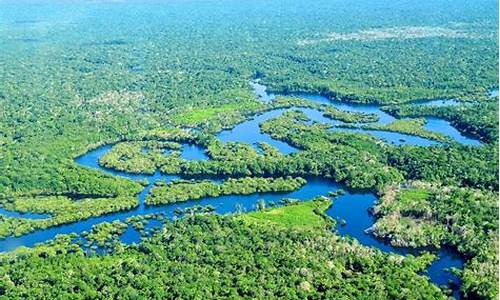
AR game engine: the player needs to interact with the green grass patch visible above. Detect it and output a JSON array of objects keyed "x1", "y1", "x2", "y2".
[
  {"x1": 241, "y1": 199, "x2": 332, "y2": 230},
  {"x1": 173, "y1": 101, "x2": 263, "y2": 125},
  {"x1": 398, "y1": 188, "x2": 432, "y2": 205}
]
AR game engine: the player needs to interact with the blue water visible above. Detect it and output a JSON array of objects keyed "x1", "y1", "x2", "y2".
[
  {"x1": 217, "y1": 108, "x2": 299, "y2": 154},
  {"x1": 120, "y1": 225, "x2": 142, "y2": 245},
  {"x1": 0, "y1": 143, "x2": 465, "y2": 298},
  {"x1": 0, "y1": 173, "x2": 341, "y2": 253},
  {"x1": 215, "y1": 106, "x2": 442, "y2": 154},
  {"x1": 180, "y1": 144, "x2": 209, "y2": 160},
  {"x1": 328, "y1": 194, "x2": 463, "y2": 299},
  {"x1": 143, "y1": 219, "x2": 164, "y2": 232},
  {"x1": 251, "y1": 80, "x2": 275, "y2": 103},
  {"x1": 0, "y1": 3, "x2": 492, "y2": 299},
  {"x1": 75, "y1": 145, "x2": 179, "y2": 183},
  {"x1": 425, "y1": 117, "x2": 481, "y2": 146},
  {"x1": 216, "y1": 100, "x2": 473, "y2": 153},
  {"x1": 292, "y1": 92, "x2": 395, "y2": 125},
  {"x1": 489, "y1": 88, "x2": 499, "y2": 98},
  {"x1": 0, "y1": 83, "x2": 478, "y2": 298},
  {"x1": 328, "y1": 193, "x2": 409, "y2": 254},
  {"x1": 274, "y1": 88, "x2": 483, "y2": 146},
  {"x1": 218, "y1": 82, "x2": 465, "y2": 153}
]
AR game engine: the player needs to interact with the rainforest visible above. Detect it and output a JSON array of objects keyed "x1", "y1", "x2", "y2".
[{"x1": 0, "y1": 0, "x2": 498, "y2": 299}]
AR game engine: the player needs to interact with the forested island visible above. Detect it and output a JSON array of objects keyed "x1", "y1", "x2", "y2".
[{"x1": 0, "y1": 0, "x2": 498, "y2": 299}]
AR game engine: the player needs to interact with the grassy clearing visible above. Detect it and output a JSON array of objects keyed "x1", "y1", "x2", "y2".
[
  {"x1": 173, "y1": 101, "x2": 263, "y2": 125},
  {"x1": 399, "y1": 188, "x2": 432, "y2": 204},
  {"x1": 240, "y1": 199, "x2": 332, "y2": 230}
]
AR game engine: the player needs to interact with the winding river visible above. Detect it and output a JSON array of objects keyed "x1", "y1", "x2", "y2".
[{"x1": 1, "y1": 84, "x2": 494, "y2": 299}]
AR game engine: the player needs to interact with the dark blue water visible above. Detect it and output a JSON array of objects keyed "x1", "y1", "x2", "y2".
[
  {"x1": 286, "y1": 92, "x2": 481, "y2": 146},
  {"x1": 143, "y1": 219, "x2": 164, "y2": 232},
  {"x1": 0, "y1": 141, "x2": 465, "y2": 298},
  {"x1": 217, "y1": 108, "x2": 298, "y2": 154},
  {"x1": 0, "y1": 174, "x2": 340, "y2": 253},
  {"x1": 0, "y1": 84, "x2": 477, "y2": 298},
  {"x1": 292, "y1": 92, "x2": 395, "y2": 125},
  {"x1": 327, "y1": 194, "x2": 463, "y2": 299},
  {"x1": 75, "y1": 145, "x2": 179, "y2": 183},
  {"x1": 120, "y1": 225, "x2": 142, "y2": 245},
  {"x1": 215, "y1": 106, "x2": 442, "y2": 152},
  {"x1": 328, "y1": 193, "x2": 405, "y2": 253},
  {"x1": 205, "y1": 82, "x2": 482, "y2": 157}
]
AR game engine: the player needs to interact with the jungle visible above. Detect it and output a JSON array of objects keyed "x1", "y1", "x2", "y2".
[{"x1": 0, "y1": 0, "x2": 498, "y2": 299}]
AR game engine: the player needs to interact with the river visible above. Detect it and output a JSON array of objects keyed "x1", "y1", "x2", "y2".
[{"x1": 1, "y1": 83, "x2": 493, "y2": 299}]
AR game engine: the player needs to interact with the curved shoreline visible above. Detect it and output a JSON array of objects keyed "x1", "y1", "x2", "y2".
[
  {"x1": 0, "y1": 85, "x2": 486, "y2": 298},
  {"x1": 0, "y1": 140, "x2": 465, "y2": 298}
]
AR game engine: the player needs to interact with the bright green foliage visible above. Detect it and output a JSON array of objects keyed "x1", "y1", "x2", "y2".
[
  {"x1": 0, "y1": 0, "x2": 497, "y2": 299},
  {"x1": 357, "y1": 118, "x2": 452, "y2": 142},
  {"x1": 0, "y1": 214, "x2": 447, "y2": 299},
  {"x1": 82, "y1": 220, "x2": 128, "y2": 248},
  {"x1": 174, "y1": 100, "x2": 264, "y2": 126},
  {"x1": 371, "y1": 183, "x2": 499, "y2": 299},
  {"x1": 0, "y1": 0, "x2": 497, "y2": 197},
  {"x1": 100, "y1": 141, "x2": 186, "y2": 174},
  {"x1": 461, "y1": 235, "x2": 499, "y2": 300},
  {"x1": 322, "y1": 106, "x2": 379, "y2": 123},
  {"x1": 387, "y1": 145, "x2": 498, "y2": 190},
  {"x1": 241, "y1": 198, "x2": 333, "y2": 229},
  {"x1": 272, "y1": 96, "x2": 380, "y2": 123},
  {"x1": 383, "y1": 100, "x2": 499, "y2": 143},
  {"x1": 258, "y1": 110, "x2": 404, "y2": 189},
  {"x1": 0, "y1": 196, "x2": 138, "y2": 239},
  {"x1": 146, "y1": 177, "x2": 307, "y2": 205}
]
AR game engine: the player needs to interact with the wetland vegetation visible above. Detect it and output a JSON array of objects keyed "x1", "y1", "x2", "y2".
[{"x1": 0, "y1": 0, "x2": 498, "y2": 299}]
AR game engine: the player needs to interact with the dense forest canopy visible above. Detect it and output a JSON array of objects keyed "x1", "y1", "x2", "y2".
[
  {"x1": 0, "y1": 0, "x2": 498, "y2": 299},
  {"x1": 0, "y1": 0, "x2": 498, "y2": 194}
]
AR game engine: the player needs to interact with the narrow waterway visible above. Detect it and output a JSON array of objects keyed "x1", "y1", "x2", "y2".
[
  {"x1": 0, "y1": 143, "x2": 464, "y2": 299},
  {"x1": 0, "y1": 83, "x2": 489, "y2": 299},
  {"x1": 284, "y1": 90, "x2": 482, "y2": 146}
]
